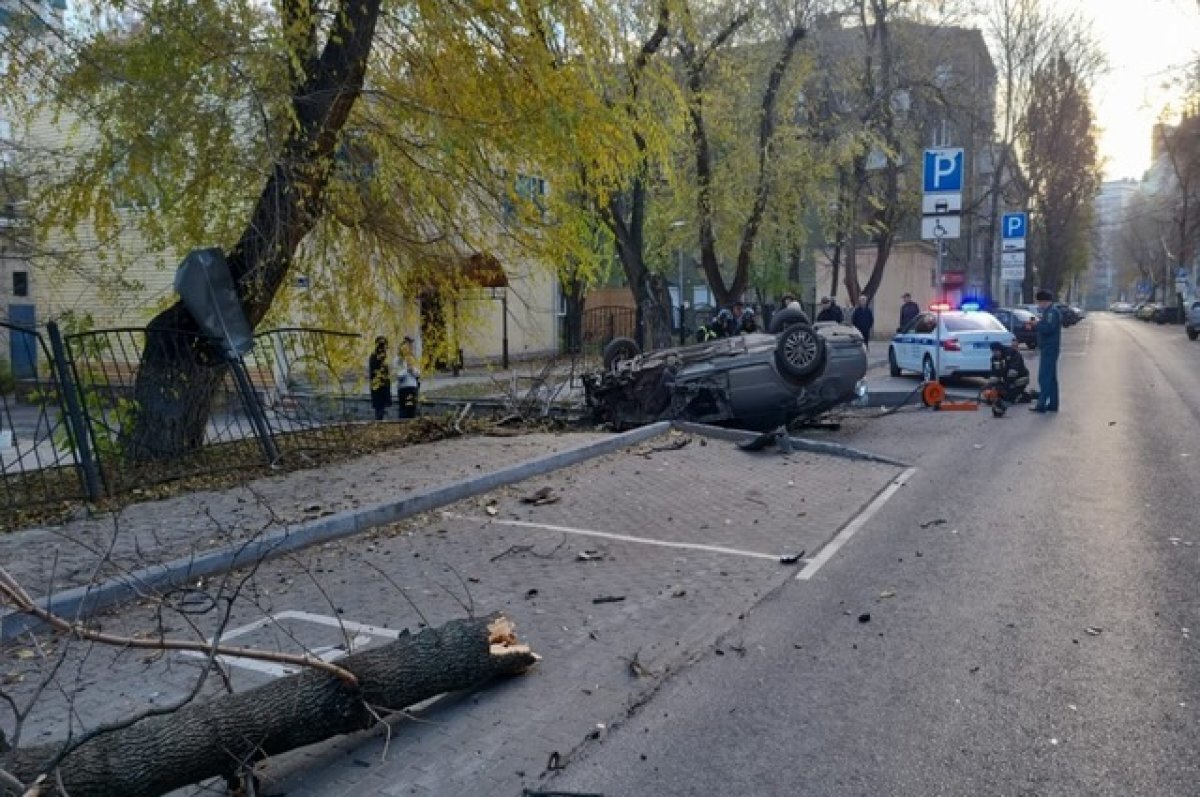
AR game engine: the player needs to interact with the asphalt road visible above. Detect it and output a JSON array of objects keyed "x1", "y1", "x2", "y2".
[{"x1": 548, "y1": 312, "x2": 1200, "y2": 796}]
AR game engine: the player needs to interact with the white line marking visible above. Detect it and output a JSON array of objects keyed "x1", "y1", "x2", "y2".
[
  {"x1": 796, "y1": 468, "x2": 918, "y2": 581},
  {"x1": 178, "y1": 609, "x2": 402, "y2": 677},
  {"x1": 443, "y1": 513, "x2": 782, "y2": 561}
]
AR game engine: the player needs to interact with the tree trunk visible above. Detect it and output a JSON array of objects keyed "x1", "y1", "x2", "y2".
[
  {"x1": 123, "y1": 0, "x2": 383, "y2": 461},
  {"x1": 4, "y1": 615, "x2": 536, "y2": 797}
]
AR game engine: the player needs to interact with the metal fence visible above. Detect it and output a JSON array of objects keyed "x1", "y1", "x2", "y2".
[
  {"x1": 0, "y1": 322, "x2": 92, "y2": 511},
  {"x1": 0, "y1": 322, "x2": 361, "y2": 515}
]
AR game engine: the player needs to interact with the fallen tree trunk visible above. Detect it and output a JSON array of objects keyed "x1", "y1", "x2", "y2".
[{"x1": 4, "y1": 614, "x2": 537, "y2": 797}]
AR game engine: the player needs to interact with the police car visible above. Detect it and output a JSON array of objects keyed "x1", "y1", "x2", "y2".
[{"x1": 888, "y1": 303, "x2": 1014, "y2": 381}]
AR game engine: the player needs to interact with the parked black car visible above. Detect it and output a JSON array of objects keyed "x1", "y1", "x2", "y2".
[
  {"x1": 1152, "y1": 304, "x2": 1183, "y2": 324},
  {"x1": 1055, "y1": 304, "x2": 1081, "y2": 327},
  {"x1": 991, "y1": 307, "x2": 1039, "y2": 349}
]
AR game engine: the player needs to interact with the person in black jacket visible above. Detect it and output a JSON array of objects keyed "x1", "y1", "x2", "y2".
[
  {"x1": 850, "y1": 295, "x2": 874, "y2": 348},
  {"x1": 368, "y1": 336, "x2": 392, "y2": 421},
  {"x1": 899, "y1": 292, "x2": 921, "y2": 330},
  {"x1": 816, "y1": 297, "x2": 844, "y2": 323},
  {"x1": 987, "y1": 341, "x2": 1030, "y2": 416}
]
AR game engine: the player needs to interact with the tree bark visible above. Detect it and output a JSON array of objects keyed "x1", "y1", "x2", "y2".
[
  {"x1": 124, "y1": 0, "x2": 383, "y2": 461},
  {"x1": 4, "y1": 615, "x2": 537, "y2": 797}
]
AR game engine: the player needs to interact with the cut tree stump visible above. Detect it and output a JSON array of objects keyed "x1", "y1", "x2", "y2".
[{"x1": 3, "y1": 614, "x2": 537, "y2": 797}]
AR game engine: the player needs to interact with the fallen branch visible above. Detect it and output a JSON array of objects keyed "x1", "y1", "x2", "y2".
[
  {"x1": 4, "y1": 615, "x2": 538, "y2": 797},
  {"x1": 0, "y1": 566, "x2": 358, "y2": 687}
]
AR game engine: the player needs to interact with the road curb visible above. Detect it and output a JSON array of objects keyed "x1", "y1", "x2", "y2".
[{"x1": 1, "y1": 422, "x2": 671, "y2": 643}]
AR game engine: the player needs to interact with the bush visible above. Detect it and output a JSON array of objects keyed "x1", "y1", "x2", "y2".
[{"x1": 0, "y1": 358, "x2": 16, "y2": 395}]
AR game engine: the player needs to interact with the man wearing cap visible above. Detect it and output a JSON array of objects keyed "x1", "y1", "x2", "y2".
[{"x1": 1031, "y1": 289, "x2": 1062, "y2": 413}]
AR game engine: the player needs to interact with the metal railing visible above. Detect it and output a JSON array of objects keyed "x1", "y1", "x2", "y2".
[{"x1": 0, "y1": 323, "x2": 361, "y2": 517}]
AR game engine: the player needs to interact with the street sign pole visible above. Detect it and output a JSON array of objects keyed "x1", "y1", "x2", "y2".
[{"x1": 936, "y1": 226, "x2": 944, "y2": 301}]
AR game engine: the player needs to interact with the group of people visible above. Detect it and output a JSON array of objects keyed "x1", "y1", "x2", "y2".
[
  {"x1": 816, "y1": 295, "x2": 876, "y2": 349},
  {"x1": 368, "y1": 335, "x2": 422, "y2": 421},
  {"x1": 697, "y1": 301, "x2": 759, "y2": 340}
]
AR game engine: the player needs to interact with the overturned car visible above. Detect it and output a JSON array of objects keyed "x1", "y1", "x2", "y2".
[{"x1": 581, "y1": 307, "x2": 868, "y2": 431}]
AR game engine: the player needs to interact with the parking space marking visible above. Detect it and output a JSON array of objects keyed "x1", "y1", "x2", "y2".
[
  {"x1": 178, "y1": 609, "x2": 401, "y2": 678},
  {"x1": 444, "y1": 513, "x2": 784, "y2": 561},
  {"x1": 796, "y1": 468, "x2": 918, "y2": 581}
]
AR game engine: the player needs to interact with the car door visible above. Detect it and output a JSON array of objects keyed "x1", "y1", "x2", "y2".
[
  {"x1": 891, "y1": 316, "x2": 916, "y2": 369},
  {"x1": 905, "y1": 313, "x2": 938, "y2": 370}
]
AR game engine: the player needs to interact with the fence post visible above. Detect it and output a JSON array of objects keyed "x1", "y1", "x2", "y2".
[
  {"x1": 46, "y1": 322, "x2": 104, "y2": 502},
  {"x1": 228, "y1": 355, "x2": 281, "y2": 465}
]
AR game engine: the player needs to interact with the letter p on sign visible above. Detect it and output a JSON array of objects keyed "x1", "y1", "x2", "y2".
[
  {"x1": 1002, "y1": 212, "x2": 1027, "y2": 240},
  {"x1": 923, "y1": 148, "x2": 963, "y2": 193}
]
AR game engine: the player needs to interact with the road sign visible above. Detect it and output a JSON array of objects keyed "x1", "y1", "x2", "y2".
[
  {"x1": 1000, "y1": 251, "x2": 1026, "y2": 267},
  {"x1": 1001, "y1": 240, "x2": 1026, "y2": 253},
  {"x1": 1002, "y1": 212, "x2": 1027, "y2": 241},
  {"x1": 1001, "y1": 266, "x2": 1025, "y2": 281},
  {"x1": 922, "y1": 194, "x2": 963, "y2": 215},
  {"x1": 921, "y1": 215, "x2": 961, "y2": 240},
  {"x1": 923, "y1": 148, "x2": 964, "y2": 193}
]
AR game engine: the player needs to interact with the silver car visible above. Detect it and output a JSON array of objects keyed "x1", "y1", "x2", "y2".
[{"x1": 582, "y1": 307, "x2": 868, "y2": 431}]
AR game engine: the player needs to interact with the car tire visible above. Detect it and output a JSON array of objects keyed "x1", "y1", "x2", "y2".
[
  {"x1": 1188, "y1": 328, "x2": 1199, "y2": 341},
  {"x1": 602, "y1": 337, "x2": 640, "y2": 373},
  {"x1": 921, "y1": 355, "x2": 937, "y2": 383},
  {"x1": 775, "y1": 323, "x2": 825, "y2": 381},
  {"x1": 888, "y1": 347, "x2": 901, "y2": 377}
]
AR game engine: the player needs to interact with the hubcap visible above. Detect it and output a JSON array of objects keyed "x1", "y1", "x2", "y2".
[{"x1": 784, "y1": 330, "x2": 819, "y2": 368}]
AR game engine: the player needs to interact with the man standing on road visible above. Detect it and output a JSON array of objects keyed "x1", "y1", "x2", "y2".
[
  {"x1": 851, "y1": 295, "x2": 874, "y2": 349},
  {"x1": 899, "y1": 292, "x2": 920, "y2": 330},
  {"x1": 1031, "y1": 289, "x2": 1062, "y2": 413}
]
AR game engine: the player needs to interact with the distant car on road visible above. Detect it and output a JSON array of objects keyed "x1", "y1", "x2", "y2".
[
  {"x1": 1186, "y1": 300, "x2": 1200, "y2": 340},
  {"x1": 1109, "y1": 301, "x2": 1135, "y2": 314},
  {"x1": 1136, "y1": 302, "x2": 1160, "y2": 321},
  {"x1": 583, "y1": 306, "x2": 868, "y2": 432},
  {"x1": 991, "y1": 307, "x2": 1039, "y2": 349},
  {"x1": 888, "y1": 303, "x2": 1014, "y2": 382}
]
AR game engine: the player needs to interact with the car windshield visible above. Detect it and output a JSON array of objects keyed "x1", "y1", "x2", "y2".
[{"x1": 943, "y1": 313, "x2": 1006, "y2": 332}]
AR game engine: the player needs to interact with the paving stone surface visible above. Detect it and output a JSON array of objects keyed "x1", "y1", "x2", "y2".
[{"x1": 1, "y1": 428, "x2": 904, "y2": 796}]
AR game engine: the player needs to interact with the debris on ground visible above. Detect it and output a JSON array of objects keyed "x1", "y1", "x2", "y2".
[{"x1": 521, "y1": 487, "x2": 561, "y2": 506}]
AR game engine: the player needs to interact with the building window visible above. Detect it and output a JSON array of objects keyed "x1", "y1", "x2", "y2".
[{"x1": 13, "y1": 270, "x2": 28, "y2": 297}]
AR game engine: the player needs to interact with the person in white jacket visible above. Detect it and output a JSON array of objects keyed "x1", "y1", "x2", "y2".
[{"x1": 394, "y1": 336, "x2": 421, "y2": 418}]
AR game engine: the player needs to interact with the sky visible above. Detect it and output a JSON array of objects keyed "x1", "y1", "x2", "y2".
[{"x1": 1076, "y1": 0, "x2": 1200, "y2": 180}]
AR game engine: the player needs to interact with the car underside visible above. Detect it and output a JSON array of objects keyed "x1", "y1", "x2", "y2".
[{"x1": 581, "y1": 316, "x2": 867, "y2": 432}]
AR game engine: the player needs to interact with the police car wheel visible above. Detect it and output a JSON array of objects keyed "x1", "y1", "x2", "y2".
[
  {"x1": 775, "y1": 323, "x2": 825, "y2": 381},
  {"x1": 602, "y1": 337, "x2": 641, "y2": 373},
  {"x1": 888, "y1": 347, "x2": 901, "y2": 377}
]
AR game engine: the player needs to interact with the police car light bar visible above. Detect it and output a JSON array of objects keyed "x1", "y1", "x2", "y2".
[
  {"x1": 929, "y1": 302, "x2": 952, "y2": 312},
  {"x1": 960, "y1": 302, "x2": 981, "y2": 311}
]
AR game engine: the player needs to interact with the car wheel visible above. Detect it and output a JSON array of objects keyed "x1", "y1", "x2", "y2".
[
  {"x1": 921, "y1": 355, "x2": 937, "y2": 383},
  {"x1": 775, "y1": 323, "x2": 825, "y2": 381},
  {"x1": 602, "y1": 337, "x2": 641, "y2": 373},
  {"x1": 888, "y1": 346, "x2": 901, "y2": 377},
  {"x1": 1188, "y1": 328, "x2": 1199, "y2": 341}
]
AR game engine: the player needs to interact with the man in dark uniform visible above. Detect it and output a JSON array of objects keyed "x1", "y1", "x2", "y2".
[
  {"x1": 899, "y1": 292, "x2": 921, "y2": 330},
  {"x1": 1031, "y1": 289, "x2": 1062, "y2": 412},
  {"x1": 988, "y1": 340, "x2": 1029, "y2": 416}
]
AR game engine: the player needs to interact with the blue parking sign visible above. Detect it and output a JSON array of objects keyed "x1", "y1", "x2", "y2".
[
  {"x1": 923, "y1": 148, "x2": 963, "y2": 193},
  {"x1": 1002, "y1": 212, "x2": 1027, "y2": 240}
]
